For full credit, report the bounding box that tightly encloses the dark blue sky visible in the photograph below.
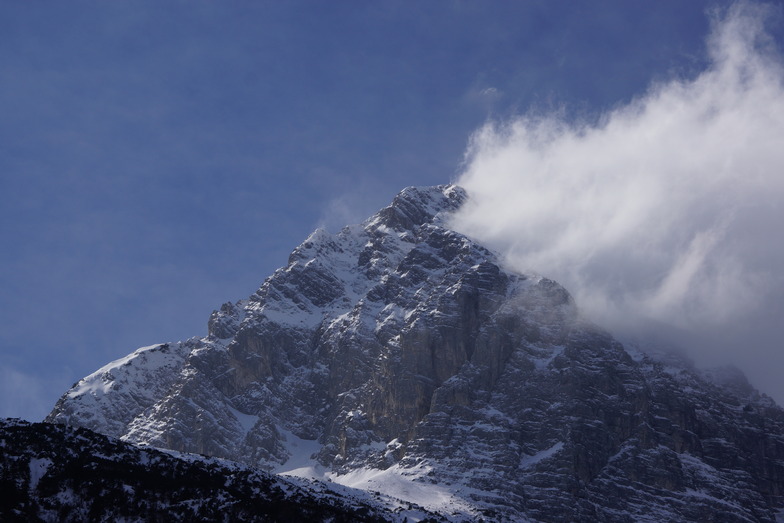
[2,0,771,420]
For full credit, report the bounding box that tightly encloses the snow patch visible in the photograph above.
[226,405,259,436]
[531,345,565,370]
[28,457,52,490]
[520,441,564,469]
[327,463,477,519]
[274,426,323,479]
[66,343,177,399]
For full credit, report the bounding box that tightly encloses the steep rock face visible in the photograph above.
[47,185,784,521]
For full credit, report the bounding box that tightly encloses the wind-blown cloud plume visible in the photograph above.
[451,3,784,400]
[453,2,784,332]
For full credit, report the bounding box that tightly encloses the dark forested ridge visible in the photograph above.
[0,418,436,522]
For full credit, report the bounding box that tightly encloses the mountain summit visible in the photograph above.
[48,185,784,521]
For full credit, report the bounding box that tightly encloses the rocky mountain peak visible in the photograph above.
[46,185,784,521]
[374,184,467,231]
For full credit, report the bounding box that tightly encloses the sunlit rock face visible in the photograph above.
[48,185,784,521]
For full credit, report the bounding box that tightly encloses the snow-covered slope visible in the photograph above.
[47,185,784,521]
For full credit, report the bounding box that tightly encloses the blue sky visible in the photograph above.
[2,0,780,421]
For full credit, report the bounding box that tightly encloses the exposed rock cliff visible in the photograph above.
[47,185,784,521]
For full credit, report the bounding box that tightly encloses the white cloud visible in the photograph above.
[451,3,784,399]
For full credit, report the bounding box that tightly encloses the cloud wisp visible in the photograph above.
[452,3,784,333]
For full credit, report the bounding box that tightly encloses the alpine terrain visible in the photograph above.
[45,185,784,521]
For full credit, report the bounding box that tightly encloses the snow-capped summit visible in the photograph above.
[47,185,784,521]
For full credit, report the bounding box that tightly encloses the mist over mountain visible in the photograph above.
[44,185,784,522]
[450,3,784,405]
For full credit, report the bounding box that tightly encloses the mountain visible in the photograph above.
[46,185,784,521]
[0,417,437,522]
